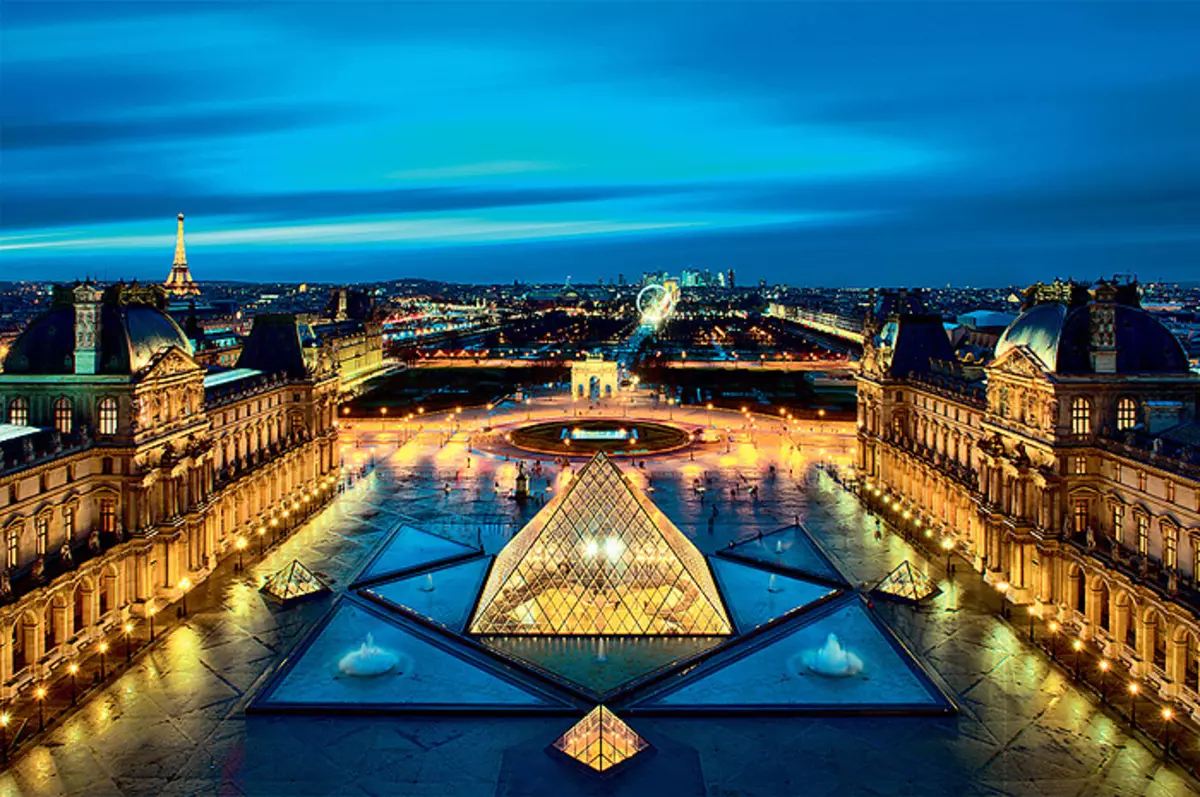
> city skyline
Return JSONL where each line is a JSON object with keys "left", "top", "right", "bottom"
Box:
{"left": 3, "top": 3, "right": 1200, "bottom": 286}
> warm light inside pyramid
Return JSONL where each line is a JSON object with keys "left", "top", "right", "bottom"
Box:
{"left": 470, "top": 453, "right": 731, "bottom": 635}
{"left": 262, "top": 560, "right": 325, "bottom": 601}
{"left": 554, "top": 705, "right": 648, "bottom": 772}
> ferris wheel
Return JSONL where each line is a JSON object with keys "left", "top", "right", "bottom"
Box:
{"left": 636, "top": 284, "right": 675, "bottom": 325}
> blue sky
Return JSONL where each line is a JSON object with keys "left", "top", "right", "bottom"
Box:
{"left": 2, "top": 2, "right": 1199, "bottom": 286}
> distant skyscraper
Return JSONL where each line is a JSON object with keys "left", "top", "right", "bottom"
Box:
{"left": 726, "top": 269, "right": 736, "bottom": 289}
{"left": 618, "top": 273, "right": 626, "bottom": 286}
{"left": 164, "top": 213, "right": 201, "bottom": 296}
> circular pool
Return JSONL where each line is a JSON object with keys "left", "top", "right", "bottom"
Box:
{"left": 507, "top": 419, "right": 691, "bottom": 457}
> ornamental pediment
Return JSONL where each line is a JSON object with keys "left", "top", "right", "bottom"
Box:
{"left": 138, "top": 346, "right": 202, "bottom": 381}
{"left": 988, "top": 345, "right": 1051, "bottom": 382}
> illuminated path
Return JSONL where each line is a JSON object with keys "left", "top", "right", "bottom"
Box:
{"left": 0, "top": 395, "right": 1194, "bottom": 796}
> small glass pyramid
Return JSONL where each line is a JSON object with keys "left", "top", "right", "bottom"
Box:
{"left": 553, "top": 705, "right": 648, "bottom": 772}
{"left": 873, "top": 560, "right": 939, "bottom": 602}
{"left": 261, "top": 560, "right": 328, "bottom": 602}
{"left": 470, "top": 452, "right": 730, "bottom": 635}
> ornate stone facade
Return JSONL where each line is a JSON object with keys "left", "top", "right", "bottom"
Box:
{"left": 0, "top": 286, "right": 340, "bottom": 698}
{"left": 857, "top": 282, "right": 1200, "bottom": 715}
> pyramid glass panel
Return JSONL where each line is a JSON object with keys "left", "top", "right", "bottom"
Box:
{"left": 470, "top": 453, "right": 731, "bottom": 636}
{"left": 261, "top": 560, "right": 328, "bottom": 602}
{"left": 553, "top": 705, "right": 648, "bottom": 772}
{"left": 874, "top": 560, "right": 939, "bottom": 602}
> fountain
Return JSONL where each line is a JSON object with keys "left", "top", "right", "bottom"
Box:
{"left": 595, "top": 637, "right": 608, "bottom": 663}
{"left": 338, "top": 633, "right": 401, "bottom": 677}
{"left": 767, "top": 573, "right": 782, "bottom": 593}
{"left": 775, "top": 540, "right": 784, "bottom": 555}
{"left": 419, "top": 573, "right": 435, "bottom": 592}
{"left": 798, "top": 633, "right": 863, "bottom": 677}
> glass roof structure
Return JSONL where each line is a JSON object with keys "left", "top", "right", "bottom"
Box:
{"left": 553, "top": 705, "right": 648, "bottom": 773}
{"left": 470, "top": 453, "right": 731, "bottom": 636}
{"left": 873, "top": 560, "right": 939, "bottom": 602}
{"left": 261, "top": 560, "right": 328, "bottom": 603}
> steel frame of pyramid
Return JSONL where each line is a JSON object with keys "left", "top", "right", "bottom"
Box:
{"left": 261, "top": 560, "right": 328, "bottom": 603}
{"left": 552, "top": 705, "right": 648, "bottom": 773}
{"left": 873, "top": 560, "right": 939, "bottom": 602}
{"left": 470, "top": 453, "right": 731, "bottom": 636}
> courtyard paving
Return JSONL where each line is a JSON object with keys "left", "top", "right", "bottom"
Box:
{"left": 0, "top": 397, "right": 1195, "bottom": 796}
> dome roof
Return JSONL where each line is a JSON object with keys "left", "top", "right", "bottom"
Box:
{"left": 4, "top": 303, "right": 193, "bottom": 376}
{"left": 994, "top": 300, "right": 1188, "bottom": 375}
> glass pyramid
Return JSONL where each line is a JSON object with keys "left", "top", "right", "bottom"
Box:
{"left": 470, "top": 453, "right": 731, "bottom": 635}
{"left": 873, "top": 560, "right": 939, "bottom": 602}
{"left": 553, "top": 705, "right": 648, "bottom": 772}
{"left": 261, "top": 560, "right": 328, "bottom": 602}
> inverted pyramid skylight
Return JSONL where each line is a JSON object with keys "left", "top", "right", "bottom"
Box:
{"left": 553, "top": 705, "right": 647, "bottom": 772}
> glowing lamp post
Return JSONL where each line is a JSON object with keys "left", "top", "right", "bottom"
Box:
{"left": 69, "top": 662, "right": 79, "bottom": 704}
{"left": 99, "top": 642, "right": 109, "bottom": 680}
{"left": 236, "top": 537, "right": 247, "bottom": 570}
{"left": 995, "top": 580, "right": 1010, "bottom": 618}
{"left": 124, "top": 622, "right": 134, "bottom": 662}
{"left": 1, "top": 712, "right": 9, "bottom": 764}
{"left": 259, "top": 524, "right": 269, "bottom": 555}
{"left": 1098, "top": 659, "right": 1110, "bottom": 703}
{"left": 1071, "top": 638, "right": 1083, "bottom": 678}
{"left": 1027, "top": 605, "right": 1037, "bottom": 643}
{"left": 1048, "top": 621, "right": 1059, "bottom": 659}
{"left": 1161, "top": 706, "right": 1174, "bottom": 757}
{"left": 1128, "top": 681, "right": 1140, "bottom": 725}
{"left": 179, "top": 577, "right": 192, "bottom": 617}
{"left": 706, "top": 402, "right": 713, "bottom": 428}
{"left": 35, "top": 686, "right": 46, "bottom": 731}
{"left": 148, "top": 606, "right": 157, "bottom": 642}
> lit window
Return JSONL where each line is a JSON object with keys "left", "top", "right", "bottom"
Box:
{"left": 98, "top": 397, "right": 118, "bottom": 435}
{"left": 1116, "top": 397, "right": 1138, "bottom": 431}
{"left": 1073, "top": 456, "right": 1087, "bottom": 475}
{"left": 1136, "top": 514, "right": 1149, "bottom": 556}
{"left": 1071, "top": 397, "right": 1092, "bottom": 435}
{"left": 63, "top": 505, "right": 75, "bottom": 539}
{"left": 53, "top": 397, "right": 73, "bottom": 434}
{"left": 6, "top": 527, "right": 18, "bottom": 568}
{"left": 99, "top": 499, "right": 116, "bottom": 534}
{"left": 35, "top": 515, "right": 48, "bottom": 556}
{"left": 1165, "top": 525, "right": 1179, "bottom": 569}
{"left": 1073, "top": 500, "right": 1089, "bottom": 537}
{"left": 8, "top": 397, "right": 29, "bottom": 426}
{"left": 1111, "top": 504, "right": 1125, "bottom": 544}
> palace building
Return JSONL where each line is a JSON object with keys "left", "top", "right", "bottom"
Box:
{"left": 0, "top": 282, "right": 340, "bottom": 695}
{"left": 856, "top": 279, "right": 1200, "bottom": 714}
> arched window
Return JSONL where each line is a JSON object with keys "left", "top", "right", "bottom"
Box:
{"left": 1071, "top": 397, "right": 1092, "bottom": 436}
{"left": 1116, "top": 397, "right": 1138, "bottom": 431}
{"left": 98, "top": 397, "right": 118, "bottom": 435}
{"left": 8, "top": 396, "right": 29, "bottom": 426}
{"left": 53, "top": 397, "right": 73, "bottom": 435}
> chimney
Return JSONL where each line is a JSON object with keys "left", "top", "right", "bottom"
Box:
{"left": 73, "top": 282, "right": 103, "bottom": 375}
{"left": 1089, "top": 281, "right": 1118, "bottom": 374}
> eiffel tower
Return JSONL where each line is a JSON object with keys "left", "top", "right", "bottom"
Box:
{"left": 164, "top": 213, "right": 200, "bottom": 296}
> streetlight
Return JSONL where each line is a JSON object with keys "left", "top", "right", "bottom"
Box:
{"left": 179, "top": 577, "right": 192, "bottom": 617}
{"left": 1162, "top": 706, "right": 1174, "bottom": 757}
{"left": 1128, "top": 681, "right": 1140, "bottom": 725}
{"left": 258, "top": 525, "right": 267, "bottom": 555}
{"left": 69, "top": 662, "right": 79, "bottom": 704}
{"left": 995, "top": 581, "right": 1010, "bottom": 618}
{"left": 706, "top": 402, "right": 713, "bottom": 428}
{"left": 236, "top": 537, "right": 247, "bottom": 570}
{"left": 1027, "top": 605, "right": 1037, "bottom": 643}
{"left": 1048, "top": 621, "right": 1060, "bottom": 659}
{"left": 1071, "top": 638, "right": 1083, "bottom": 678}
{"left": 99, "top": 641, "right": 109, "bottom": 680}
{"left": 1, "top": 712, "right": 9, "bottom": 765}
{"left": 35, "top": 686, "right": 46, "bottom": 731}
{"left": 1098, "top": 659, "right": 1110, "bottom": 702}
{"left": 124, "top": 622, "right": 134, "bottom": 662}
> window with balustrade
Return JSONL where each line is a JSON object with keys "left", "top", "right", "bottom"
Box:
{"left": 1136, "top": 513, "right": 1149, "bottom": 556}
{"left": 53, "top": 397, "right": 73, "bottom": 434}
{"left": 1116, "top": 397, "right": 1138, "bottom": 431}
{"left": 1070, "top": 397, "right": 1092, "bottom": 435}
{"left": 98, "top": 397, "right": 118, "bottom": 435}
{"left": 8, "top": 397, "right": 29, "bottom": 426}
{"left": 100, "top": 498, "right": 116, "bottom": 533}
{"left": 1165, "top": 524, "right": 1179, "bottom": 570}
{"left": 1111, "top": 504, "right": 1125, "bottom": 544}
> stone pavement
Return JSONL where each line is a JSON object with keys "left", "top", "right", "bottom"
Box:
{"left": 0, "top": 399, "right": 1194, "bottom": 796}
